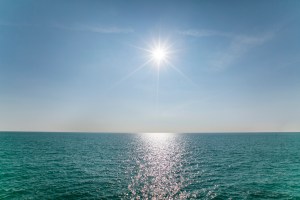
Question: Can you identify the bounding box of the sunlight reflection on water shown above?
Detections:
[127,133,193,199]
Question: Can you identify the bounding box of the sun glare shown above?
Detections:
[151,47,167,66]
[145,39,172,68]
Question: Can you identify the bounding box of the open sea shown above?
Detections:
[0,132,300,199]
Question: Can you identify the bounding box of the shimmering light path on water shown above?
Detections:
[0,132,300,199]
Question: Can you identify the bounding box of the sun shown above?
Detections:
[151,47,167,66]
[149,41,171,68]
[112,37,192,90]
[130,38,175,69]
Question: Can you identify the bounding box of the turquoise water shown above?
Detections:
[0,132,300,199]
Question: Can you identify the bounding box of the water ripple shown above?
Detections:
[0,132,300,199]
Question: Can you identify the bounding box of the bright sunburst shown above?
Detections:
[150,46,168,67]
[111,37,193,89]
[147,39,172,68]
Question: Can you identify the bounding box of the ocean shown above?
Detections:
[0,132,299,199]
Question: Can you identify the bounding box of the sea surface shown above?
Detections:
[0,132,300,199]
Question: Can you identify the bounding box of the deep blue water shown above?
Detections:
[0,132,300,199]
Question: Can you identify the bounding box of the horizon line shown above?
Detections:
[1,130,299,134]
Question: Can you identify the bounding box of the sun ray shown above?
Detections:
[156,64,160,113]
[109,37,195,113]
[109,59,153,90]
[165,60,197,87]
[128,44,153,53]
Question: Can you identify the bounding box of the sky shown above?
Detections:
[0,0,300,133]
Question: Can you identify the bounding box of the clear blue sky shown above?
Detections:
[0,0,299,132]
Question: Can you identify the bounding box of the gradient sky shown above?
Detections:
[0,0,300,132]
